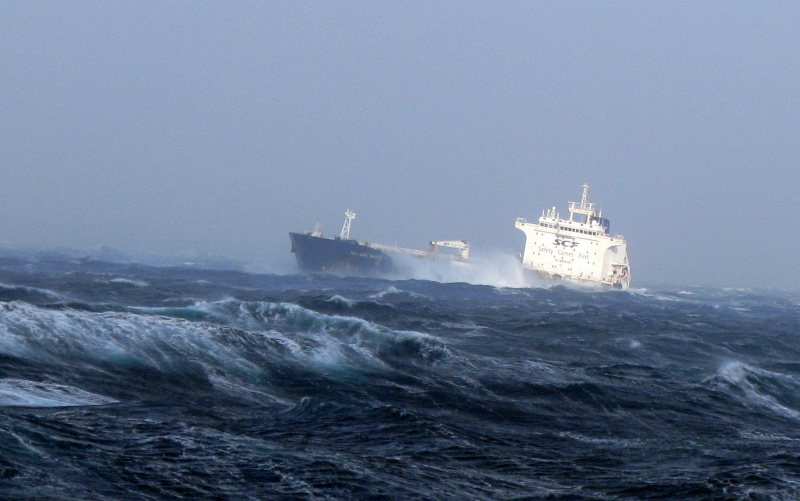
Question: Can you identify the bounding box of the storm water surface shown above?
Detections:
[0,255,798,499]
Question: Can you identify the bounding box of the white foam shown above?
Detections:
[326,295,355,308]
[0,301,267,390]
[0,282,65,301]
[558,431,644,447]
[369,286,402,299]
[0,378,118,407]
[0,299,446,402]
[109,278,149,287]
[716,361,800,419]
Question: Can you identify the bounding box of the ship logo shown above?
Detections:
[553,238,579,249]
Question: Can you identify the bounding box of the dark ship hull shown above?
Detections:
[289,232,394,275]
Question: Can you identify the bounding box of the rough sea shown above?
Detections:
[0,254,799,500]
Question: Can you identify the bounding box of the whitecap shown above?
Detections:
[0,379,118,407]
[326,295,355,307]
[369,286,403,299]
[714,361,800,420]
[109,278,149,287]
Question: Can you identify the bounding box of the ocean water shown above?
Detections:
[0,255,799,500]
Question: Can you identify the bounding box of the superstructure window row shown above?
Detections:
[539,223,599,236]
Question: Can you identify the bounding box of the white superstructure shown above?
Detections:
[515,184,631,289]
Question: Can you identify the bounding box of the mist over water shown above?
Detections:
[0,253,798,499]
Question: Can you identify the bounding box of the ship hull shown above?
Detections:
[289,232,394,275]
[523,267,627,290]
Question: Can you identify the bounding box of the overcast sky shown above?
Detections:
[2,2,799,290]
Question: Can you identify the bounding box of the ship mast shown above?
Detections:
[340,209,356,239]
[568,184,596,222]
[580,184,590,209]
[311,220,322,237]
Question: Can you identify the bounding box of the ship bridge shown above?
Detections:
[568,184,597,222]
[565,184,610,234]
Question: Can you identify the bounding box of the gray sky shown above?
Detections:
[2,1,799,290]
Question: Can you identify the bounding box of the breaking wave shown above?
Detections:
[0,298,454,411]
[0,379,118,408]
[710,361,800,420]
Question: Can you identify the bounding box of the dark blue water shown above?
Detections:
[0,254,799,500]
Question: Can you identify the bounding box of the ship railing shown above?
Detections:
[569,201,595,212]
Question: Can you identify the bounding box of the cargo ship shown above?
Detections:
[515,185,631,289]
[290,210,469,276]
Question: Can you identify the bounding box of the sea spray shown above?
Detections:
[389,251,549,288]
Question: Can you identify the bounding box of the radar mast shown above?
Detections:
[340,210,356,240]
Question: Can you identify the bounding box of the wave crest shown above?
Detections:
[709,362,800,419]
[0,300,451,404]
